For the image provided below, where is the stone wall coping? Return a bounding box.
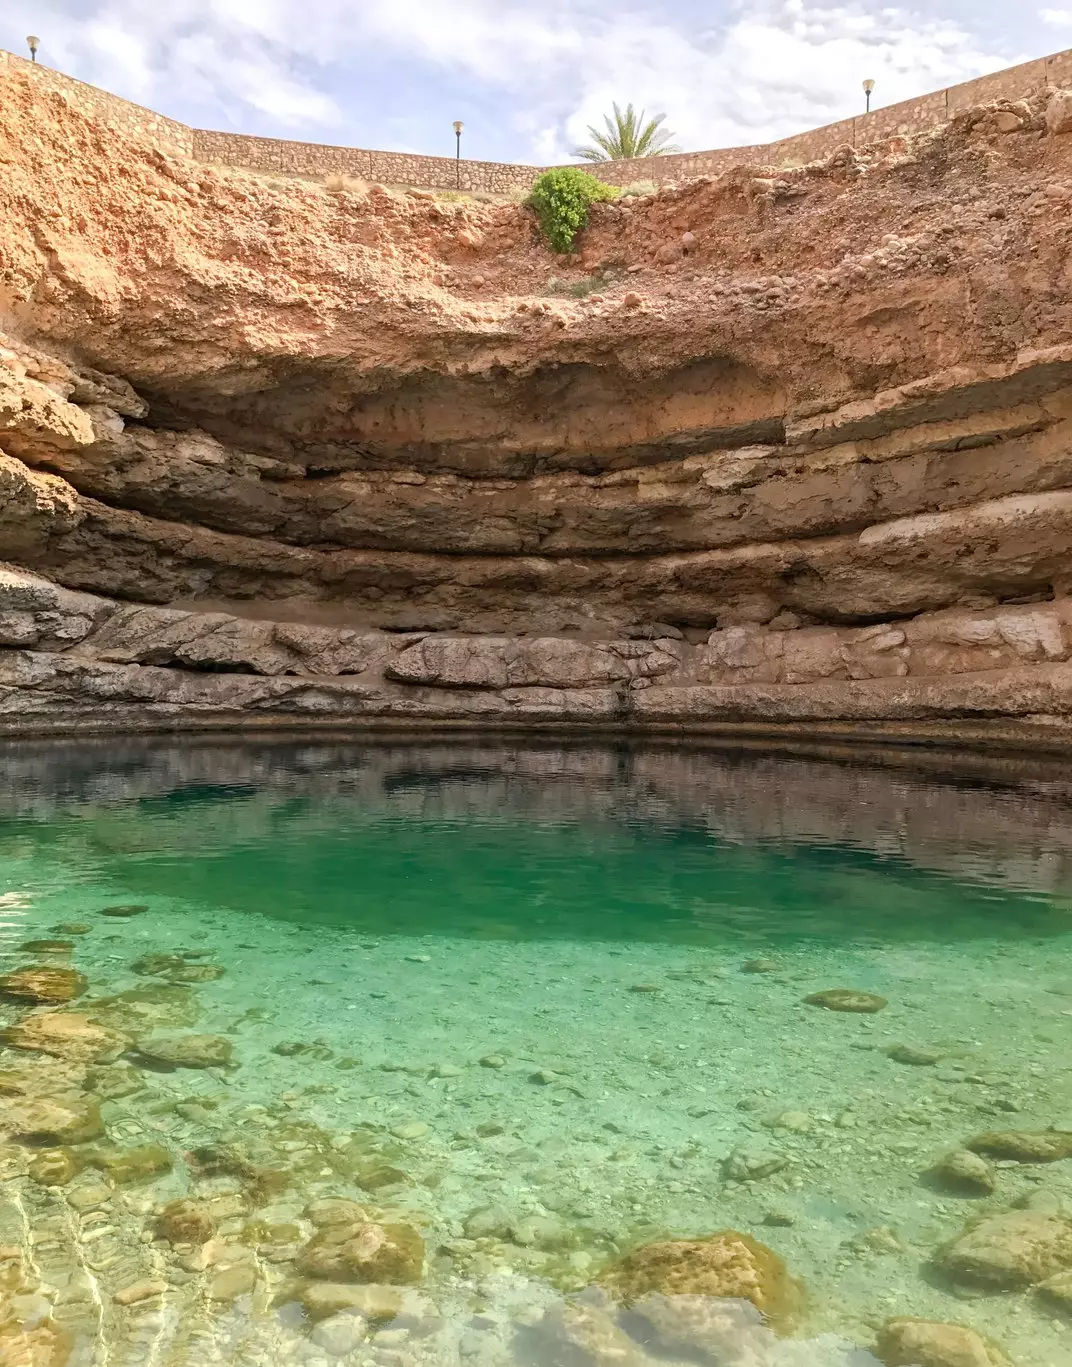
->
[2,42,1069,193]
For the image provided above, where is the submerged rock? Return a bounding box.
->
[51,923,92,935]
[929,1150,997,1196]
[724,1147,788,1182]
[464,1204,515,1240]
[132,954,187,976]
[804,988,888,1013]
[133,1034,234,1069]
[598,1229,800,1328]
[966,1130,1072,1162]
[4,1095,103,1145]
[538,1291,648,1367]
[887,1043,940,1066]
[0,966,87,1004]
[937,1209,1072,1289]
[28,1147,84,1186]
[19,940,74,954]
[875,1318,1012,1367]
[157,1198,218,1244]
[297,1219,425,1284]
[85,983,201,1032]
[132,953,225,983]
[205,1261,256,1302]
[299,1281,406,1323]
[1037,1267,1072,1312]
[89,1143,172,1184]
[2,1011,127,1063]
[99,904,149,917]
[113,1279,168,1306]
[310,1311,369,1356]
[306,1199,369,1228]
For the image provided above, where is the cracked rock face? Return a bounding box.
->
[5,68,1072,743]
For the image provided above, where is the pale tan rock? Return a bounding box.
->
[538,1292,648,1367]
[299,1281,403,1323]
[938,1210,1072,1288]
[2,1012,127,1063]
[205,1262,256,1302]
[1037,1267,1072,1310]
[1046,89,1072,136]
[113,1279,167,1306]
[875,1317,1013,1367]
[2,1095,103,1146]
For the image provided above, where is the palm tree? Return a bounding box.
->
[572,102,681,162]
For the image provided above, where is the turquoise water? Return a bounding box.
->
[1,740,1072,1366]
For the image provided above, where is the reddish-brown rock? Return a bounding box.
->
[4,68,1072,744]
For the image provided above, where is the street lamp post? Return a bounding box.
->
[453,120,463,189]
[26,35,40,62]
[863,78,875,114]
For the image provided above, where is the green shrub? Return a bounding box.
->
[527,167,620,253]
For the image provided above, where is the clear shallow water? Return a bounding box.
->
[1,740,1072,1366]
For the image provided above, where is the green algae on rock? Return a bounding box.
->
[297,1218,425,1284]
[99,904,149,917]
[804,989,888,1013]
[156,1198,218,1245]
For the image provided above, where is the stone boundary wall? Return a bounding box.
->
[5,43,1072,193]
[0,48,194,157]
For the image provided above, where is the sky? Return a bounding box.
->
[2,1,1072,165]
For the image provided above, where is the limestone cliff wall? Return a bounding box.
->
[4,65,1072,748]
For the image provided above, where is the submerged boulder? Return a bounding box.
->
[875,1317,1013,1367]
[2,1011,127,1063]
[598,1229,800,1329]
[966,1130,1072,1163]
[937,1210,1072,1289]
[89,1143,172,1185]
[157,1198,217,1245]
[3,1095,103,1145]
[803,989,887,1013]
[928,1150,997,1196]
[132,1034,234,1069]
[0,966,87,1004]
[297,1219,425,1285]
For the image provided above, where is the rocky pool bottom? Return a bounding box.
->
[1,740,1072,1367]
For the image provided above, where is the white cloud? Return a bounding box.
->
[1041,7,1072,23]
[0,0,1018,158]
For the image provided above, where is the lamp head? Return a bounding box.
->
[27,35,40,58]
[863,78,875,95]
[453,120,464,135]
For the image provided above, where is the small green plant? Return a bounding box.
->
[527,167,619,254]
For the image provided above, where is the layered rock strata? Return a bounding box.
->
[5,66,1072,744]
